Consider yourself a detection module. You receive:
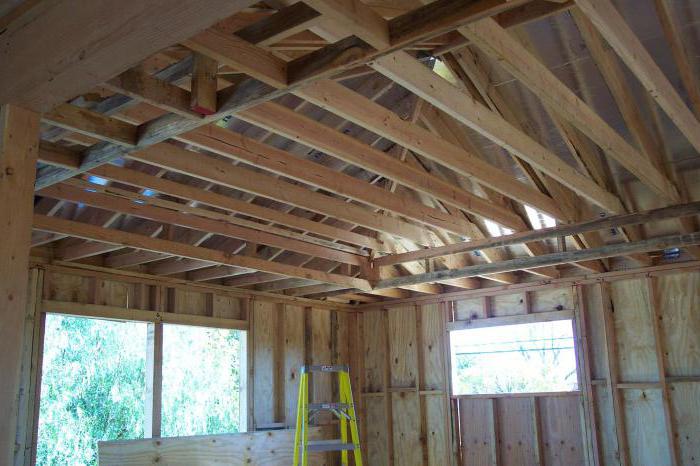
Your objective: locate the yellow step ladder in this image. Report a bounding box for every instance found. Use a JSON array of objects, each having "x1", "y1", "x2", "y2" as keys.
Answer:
[{"x1": 293, "y1": 365, "x2": 363, "y2": 466}]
